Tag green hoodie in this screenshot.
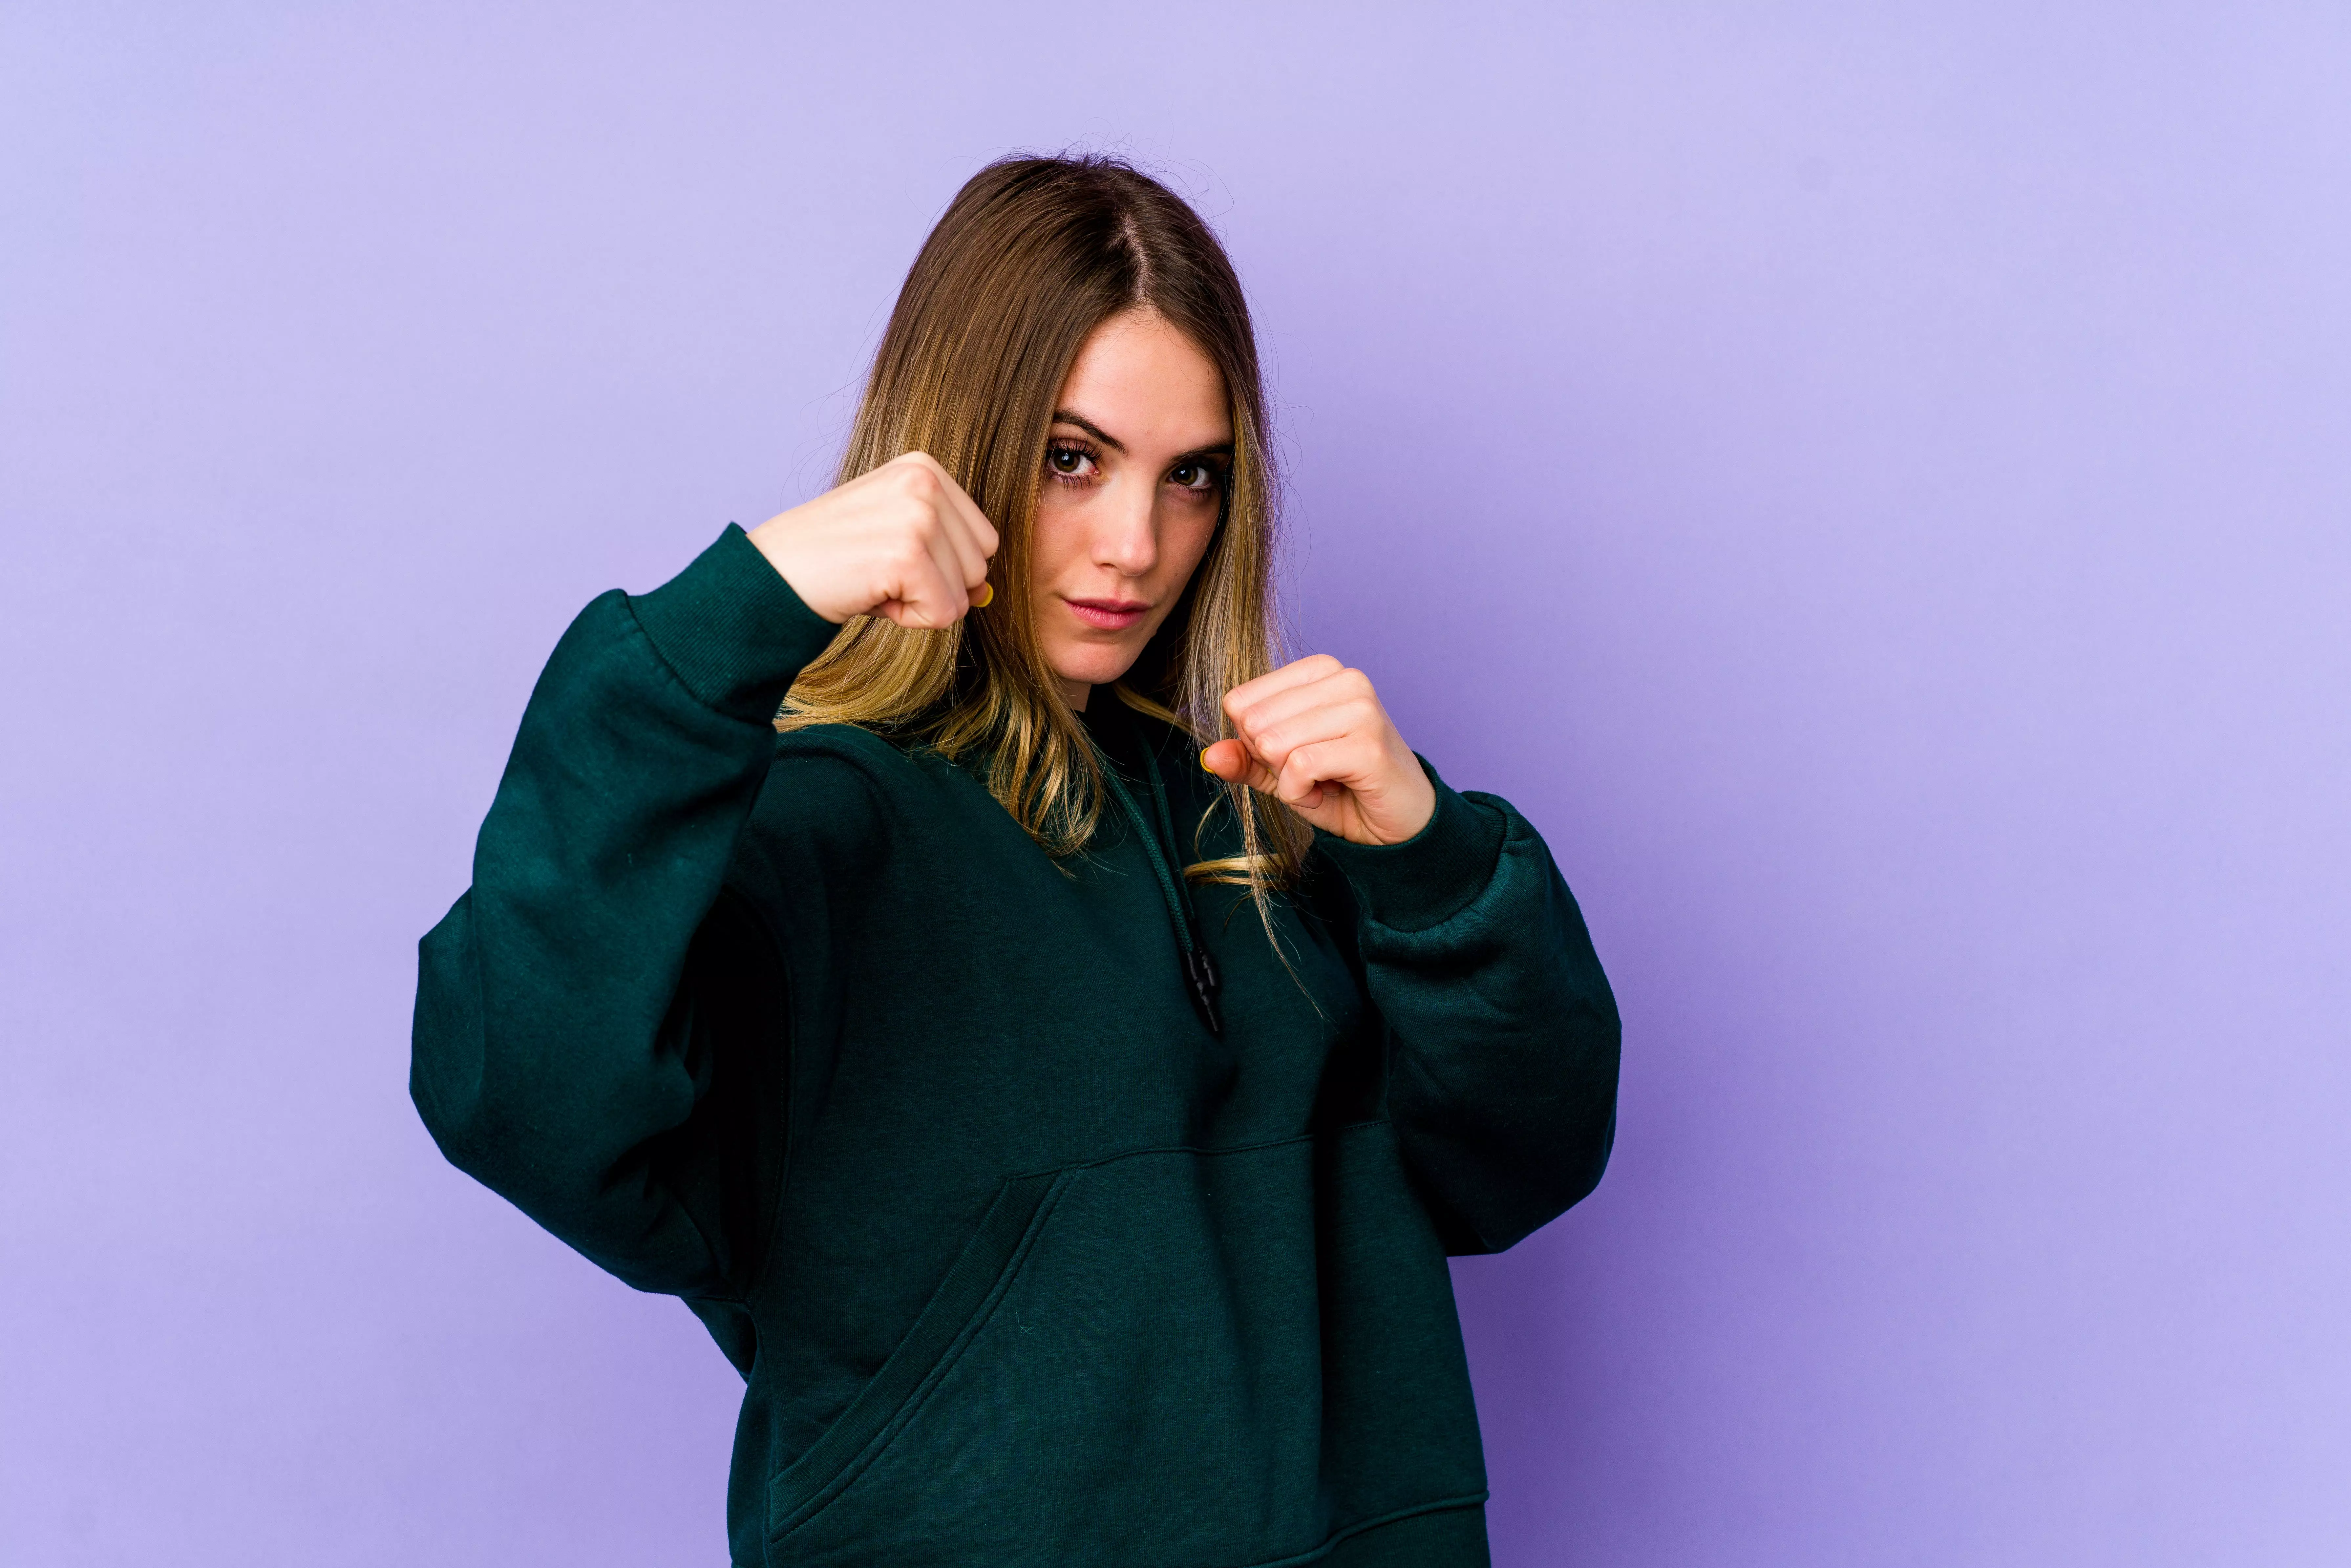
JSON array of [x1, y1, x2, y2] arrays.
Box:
[[412, 525, 1620, 1567]]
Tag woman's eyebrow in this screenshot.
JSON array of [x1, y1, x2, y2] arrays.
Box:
[[1050, 410, 1125, 451], [1051, 410, 1235, 462]]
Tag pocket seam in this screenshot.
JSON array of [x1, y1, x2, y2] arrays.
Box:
[[763, 1128, 1407, 1553], [764, 1167, 1073, 1543], [1223, 1493, 1490, 1568], [1006, 1129, 1326, 1184]]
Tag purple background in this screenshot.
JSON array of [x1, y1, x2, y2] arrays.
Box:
[[5, 3, 2348, 1562]]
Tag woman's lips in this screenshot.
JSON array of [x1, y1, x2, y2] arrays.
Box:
[[1065, 598, 1150, 631]]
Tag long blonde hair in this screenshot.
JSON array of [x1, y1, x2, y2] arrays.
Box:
[[779, 154, 1308, 906]]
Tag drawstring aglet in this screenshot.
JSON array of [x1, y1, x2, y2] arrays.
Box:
[[1184, 948, 1223, 1035]]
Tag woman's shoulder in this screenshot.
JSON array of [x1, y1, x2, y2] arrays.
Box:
[[730, 725, 901, 880], [771, 717, 907, 766], [756, 720, 989, 829]]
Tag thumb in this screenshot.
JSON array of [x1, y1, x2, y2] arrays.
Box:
[[1200, 739, 1268, 790], [1200, 739, 1325, 810]]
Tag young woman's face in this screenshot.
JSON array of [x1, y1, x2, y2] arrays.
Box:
[[1028, 307, 1231, 708]]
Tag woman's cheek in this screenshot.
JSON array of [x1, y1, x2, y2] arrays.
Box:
[[1173, 509, 1219, 587], [1028, 492, 1081, 580]]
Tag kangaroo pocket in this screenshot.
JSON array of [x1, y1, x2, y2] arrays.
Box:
[[764, 1127, 1484, 1566]]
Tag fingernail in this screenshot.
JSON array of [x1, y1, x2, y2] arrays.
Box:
[[971, 582, 993, 608]]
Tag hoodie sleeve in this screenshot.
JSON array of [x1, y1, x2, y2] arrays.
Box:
[[1313, 766, 1621, 1255], [410, 524, 846, 1303]]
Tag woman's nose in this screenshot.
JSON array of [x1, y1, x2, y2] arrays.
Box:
[[1093, 477, 1159, 576]]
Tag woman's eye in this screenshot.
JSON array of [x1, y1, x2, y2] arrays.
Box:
[[1169, 461, 1219, 493], [1047, 444, 1095, 479]]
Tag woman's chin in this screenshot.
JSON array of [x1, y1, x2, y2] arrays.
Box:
[[1046, 645, 1144, 694]]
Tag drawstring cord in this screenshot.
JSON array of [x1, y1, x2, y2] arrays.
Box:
[[1092, 722, 1223, 1035]]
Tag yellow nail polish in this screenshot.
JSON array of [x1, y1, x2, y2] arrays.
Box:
[[971, 582, 993, 608]]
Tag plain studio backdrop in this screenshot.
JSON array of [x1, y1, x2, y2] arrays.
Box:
[[4, 3, 2347, 1563]]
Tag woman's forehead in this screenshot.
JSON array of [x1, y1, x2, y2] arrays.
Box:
[[1055, 310, 1230, 454]]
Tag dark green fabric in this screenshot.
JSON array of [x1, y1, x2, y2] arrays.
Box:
[[412, 524, 1621, 1566]]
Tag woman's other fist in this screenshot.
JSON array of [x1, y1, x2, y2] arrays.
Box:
[[1202, 655, 1438, 846]]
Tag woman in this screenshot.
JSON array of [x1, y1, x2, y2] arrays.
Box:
[[413, 155, 1619, 1567]]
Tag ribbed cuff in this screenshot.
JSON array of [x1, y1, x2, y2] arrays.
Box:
[[627, 524, 841, 721], [1313, 759, 1507, 933]]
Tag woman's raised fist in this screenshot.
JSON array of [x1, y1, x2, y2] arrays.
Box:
[[747, 452, 999, 629]]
